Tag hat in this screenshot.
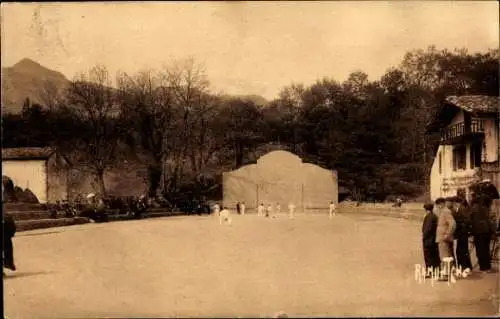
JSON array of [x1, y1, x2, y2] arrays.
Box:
[[86, 193, 96, 199], [423, 203, 434, 211], [435, 197, 445, 205]]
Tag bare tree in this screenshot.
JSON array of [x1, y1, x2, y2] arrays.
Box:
[[39, 80, 63, 111], [163, 58, 215, 193], [116, 68, 177, 198], [63, 65, 120, 196]]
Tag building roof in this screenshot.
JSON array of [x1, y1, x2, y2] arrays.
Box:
[[2, 147, 57, 160], [427, 95, 499, 133], [445, 95, 499, 114]]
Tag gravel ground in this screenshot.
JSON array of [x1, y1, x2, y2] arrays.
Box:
[[4, 213, 499, 318]]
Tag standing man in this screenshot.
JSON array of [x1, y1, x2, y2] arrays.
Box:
[[422, 203, 440, 276], [240, 201, 246, 216], [452, 196, 472, 276], [288, 202, 296, 219], [3, 214, 17, 272], [236, 202, 241, 215], [219, 206, 232, 225], [257, 203, 264, 217], [470, 195, 495, 272], [266, 203, 273, 218], [276, 202, 281, 216], [329, 201, 337, 219], [445, 196, 458, 262], [213, 203, 221, 216], [435, 197, 456, 280]]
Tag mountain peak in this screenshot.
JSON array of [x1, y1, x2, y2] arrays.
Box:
[[2, 58, 70, 114], [12, 58, 45, 71]]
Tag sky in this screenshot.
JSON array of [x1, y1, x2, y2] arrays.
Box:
[[1, 1, 498, 100]]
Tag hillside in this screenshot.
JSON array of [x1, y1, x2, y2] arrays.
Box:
[[1, 58, 70, 114]]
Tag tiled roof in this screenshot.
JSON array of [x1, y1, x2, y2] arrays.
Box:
[[2, 147, 57, 160], [445, 95, 499, 114]]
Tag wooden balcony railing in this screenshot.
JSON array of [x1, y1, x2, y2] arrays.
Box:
[[482, 161, 500, 173], [440, 119, 485, 143]]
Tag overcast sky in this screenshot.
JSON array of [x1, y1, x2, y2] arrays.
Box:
[[1, 2, 498, 100]]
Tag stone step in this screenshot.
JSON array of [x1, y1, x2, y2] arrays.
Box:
[[7, 211, 54, 221], [3, 203, 47, 212], [16, 217, 90, 232], [15, 211, 185, 232]]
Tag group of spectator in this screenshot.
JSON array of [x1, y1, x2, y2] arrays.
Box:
[[422, 192, 498, 280]]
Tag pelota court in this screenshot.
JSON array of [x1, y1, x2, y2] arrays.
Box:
[[4, 213, 499, 318]]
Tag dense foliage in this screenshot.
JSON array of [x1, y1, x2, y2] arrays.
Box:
[[3, 47, 498, 201]]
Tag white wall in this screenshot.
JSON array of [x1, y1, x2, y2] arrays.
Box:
[[2, 160, 47, 203], [223, 151, 338, 212], [429, 112, 499, 202], [429, 144, 482, 201]]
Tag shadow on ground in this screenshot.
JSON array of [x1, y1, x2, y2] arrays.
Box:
[[4, 270, 56, 280], [17, 231, 62, 237]]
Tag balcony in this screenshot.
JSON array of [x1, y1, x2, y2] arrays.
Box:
[[440, 119, 485, 145], [482, 161, 500, 173]]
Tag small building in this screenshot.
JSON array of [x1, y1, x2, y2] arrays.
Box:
[[427, 95, 499, 201], [223, 150, 338, 213], [2, 147, 70, 203]]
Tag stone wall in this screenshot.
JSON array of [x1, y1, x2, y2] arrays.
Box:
[[47, 152, 69, 203], [223, 150, 338, 212]]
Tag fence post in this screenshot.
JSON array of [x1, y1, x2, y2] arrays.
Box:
[[301, 183, 304, 214], [256, 184, 259, 213]]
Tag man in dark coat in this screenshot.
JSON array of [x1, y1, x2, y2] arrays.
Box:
[[422, 203, 440, 275], [3, 214, 17, 271], [452, 196, 472, 275], [470, 196, 495, 272]]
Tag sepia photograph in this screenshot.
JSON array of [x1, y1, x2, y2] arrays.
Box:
[[1, 1, 499, 318]]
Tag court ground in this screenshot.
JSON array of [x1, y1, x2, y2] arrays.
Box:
[[4, 213, 499, 318]]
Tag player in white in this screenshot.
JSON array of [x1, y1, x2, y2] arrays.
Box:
[[240, 201, 246, 215], [219, 206, 232, 225], [288, 202, 296, 219], [276, 202, 281, 216], [257, 202, 264, 216], [329, 201, 337, 219], [213, 203, 220, 216], [266, 203, 273, 218]]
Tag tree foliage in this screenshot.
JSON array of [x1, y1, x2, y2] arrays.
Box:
[[3, 46, 498, 201]]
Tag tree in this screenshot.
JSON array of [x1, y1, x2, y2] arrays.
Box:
[[275, 83, 305, 152], [342, 70, 370, 100], [215, 97, 264, 168], [117, 68, 178, 198], [40, 80, 64, 111], [165, 58, 214, 194], [63, 65, 121, 196]]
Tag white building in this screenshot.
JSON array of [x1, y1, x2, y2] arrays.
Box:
[[428, 95, 499, 201], [2, 147, 70, 203]]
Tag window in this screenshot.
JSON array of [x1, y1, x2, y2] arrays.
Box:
[[470, 142, 482, 169], [438, 152, 442, 174], [453, 145, 466, 171]]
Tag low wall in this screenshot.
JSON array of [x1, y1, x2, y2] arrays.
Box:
[[335, 202, 425, 222], [16, 217, 90, 232]]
